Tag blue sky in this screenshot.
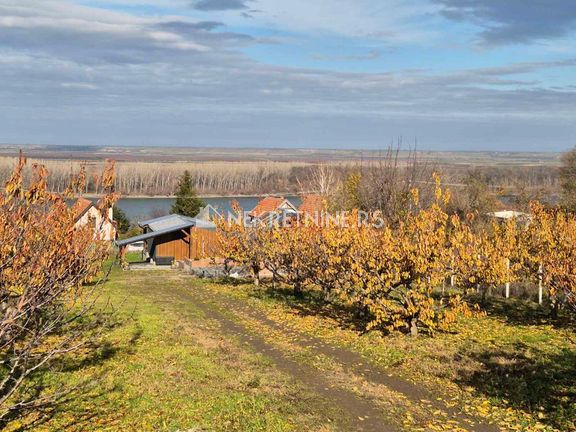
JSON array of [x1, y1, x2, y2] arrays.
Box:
[[0, 0, 575, 151]]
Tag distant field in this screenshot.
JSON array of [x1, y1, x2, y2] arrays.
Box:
[[0, 144, 562, 166]]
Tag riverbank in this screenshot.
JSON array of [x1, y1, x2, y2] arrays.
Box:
[[103, 195, 303, 220], [80, 192, 304, 199]]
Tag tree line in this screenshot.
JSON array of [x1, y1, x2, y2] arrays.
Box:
[[0, 155, 561, 199]]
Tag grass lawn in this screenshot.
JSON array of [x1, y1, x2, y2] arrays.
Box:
[[13, 268, 333, 432], [123, 251, 146, 263], [197, 280, 576, 432], [12, 268, 576, 431]]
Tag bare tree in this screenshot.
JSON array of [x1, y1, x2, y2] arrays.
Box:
[[297, 163, 338, 197], [334, 144, 434, 222]]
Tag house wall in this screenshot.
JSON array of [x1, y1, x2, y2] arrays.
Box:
[[75, 206, 116, 241]]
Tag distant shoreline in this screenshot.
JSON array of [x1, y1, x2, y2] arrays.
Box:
[[80, 193, 301, 199]]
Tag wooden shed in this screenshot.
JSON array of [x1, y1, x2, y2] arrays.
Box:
[[117, 214, 218, 265]]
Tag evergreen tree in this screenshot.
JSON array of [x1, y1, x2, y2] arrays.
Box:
[[113, 206, 130, 233], [171, 170, 204, 217]]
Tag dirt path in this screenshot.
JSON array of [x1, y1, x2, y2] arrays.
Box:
[[193, 286, 499, 432], [134, 273, 500, 432], [195, 296, 397, 431]]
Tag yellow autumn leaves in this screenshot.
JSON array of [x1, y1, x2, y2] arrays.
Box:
[[217, 175, 576, 336]]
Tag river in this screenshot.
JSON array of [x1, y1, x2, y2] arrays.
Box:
[[115, 196, 302, 221]]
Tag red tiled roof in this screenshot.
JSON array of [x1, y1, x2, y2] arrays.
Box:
[[72, 197, 94, 221], [298, 195, 325, 216], [249, 196, 285, 217]]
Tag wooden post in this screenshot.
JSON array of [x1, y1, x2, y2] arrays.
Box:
[[538, 264, 543, 305], [119, 245, 128, 269], [119, 245, 127, 261], [505, 258, 510, 299]]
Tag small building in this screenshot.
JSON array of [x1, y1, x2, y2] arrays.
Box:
[[248, 196, 298, 226], [116, 213, 217, 265], [487, 210, 532, 223], [298, 195, 326, 222], [72, 197, 116, 241]]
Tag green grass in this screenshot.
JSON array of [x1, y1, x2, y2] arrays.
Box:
[[12, 269, 325, 432], [124, 251, 145, 263], [202, 279, 576, 432], [12, 269, 576, 432]]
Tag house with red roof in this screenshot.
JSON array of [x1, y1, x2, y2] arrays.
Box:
[[72, 197, 116, 241], [248, 196, 298, 226]]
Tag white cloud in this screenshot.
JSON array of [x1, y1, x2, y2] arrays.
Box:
[[61, 82, 98, 90], [0, 1, 211, 57], [259, 87, 294, 95]]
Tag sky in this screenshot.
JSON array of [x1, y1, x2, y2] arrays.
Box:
[[0, 0, 575, 151]]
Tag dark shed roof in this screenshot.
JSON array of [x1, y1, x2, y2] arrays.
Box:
[[116, 222, 195, 247], [116, 214, 216, 247], [139, 213, 216, 232]]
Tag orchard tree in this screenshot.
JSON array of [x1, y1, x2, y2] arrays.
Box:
[[526, 203, 576, 316], [263, 217, 355, 300], [215, 202, 268, 285], [0, 154, 118, 427], [453, 217, 526, 301], [171, 170, 204, 217], [304, 221, 356, 299], [261, 226, 315, 297], [346, 178, 474, 336]]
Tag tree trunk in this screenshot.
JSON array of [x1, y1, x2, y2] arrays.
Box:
[[294, 281, 303, 298], [410, 318, 419, 337], [223, 259, 231, 277], [551, 300, 559, 320], [252, 264, 260, 286], [481, 286, 488, 304]]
